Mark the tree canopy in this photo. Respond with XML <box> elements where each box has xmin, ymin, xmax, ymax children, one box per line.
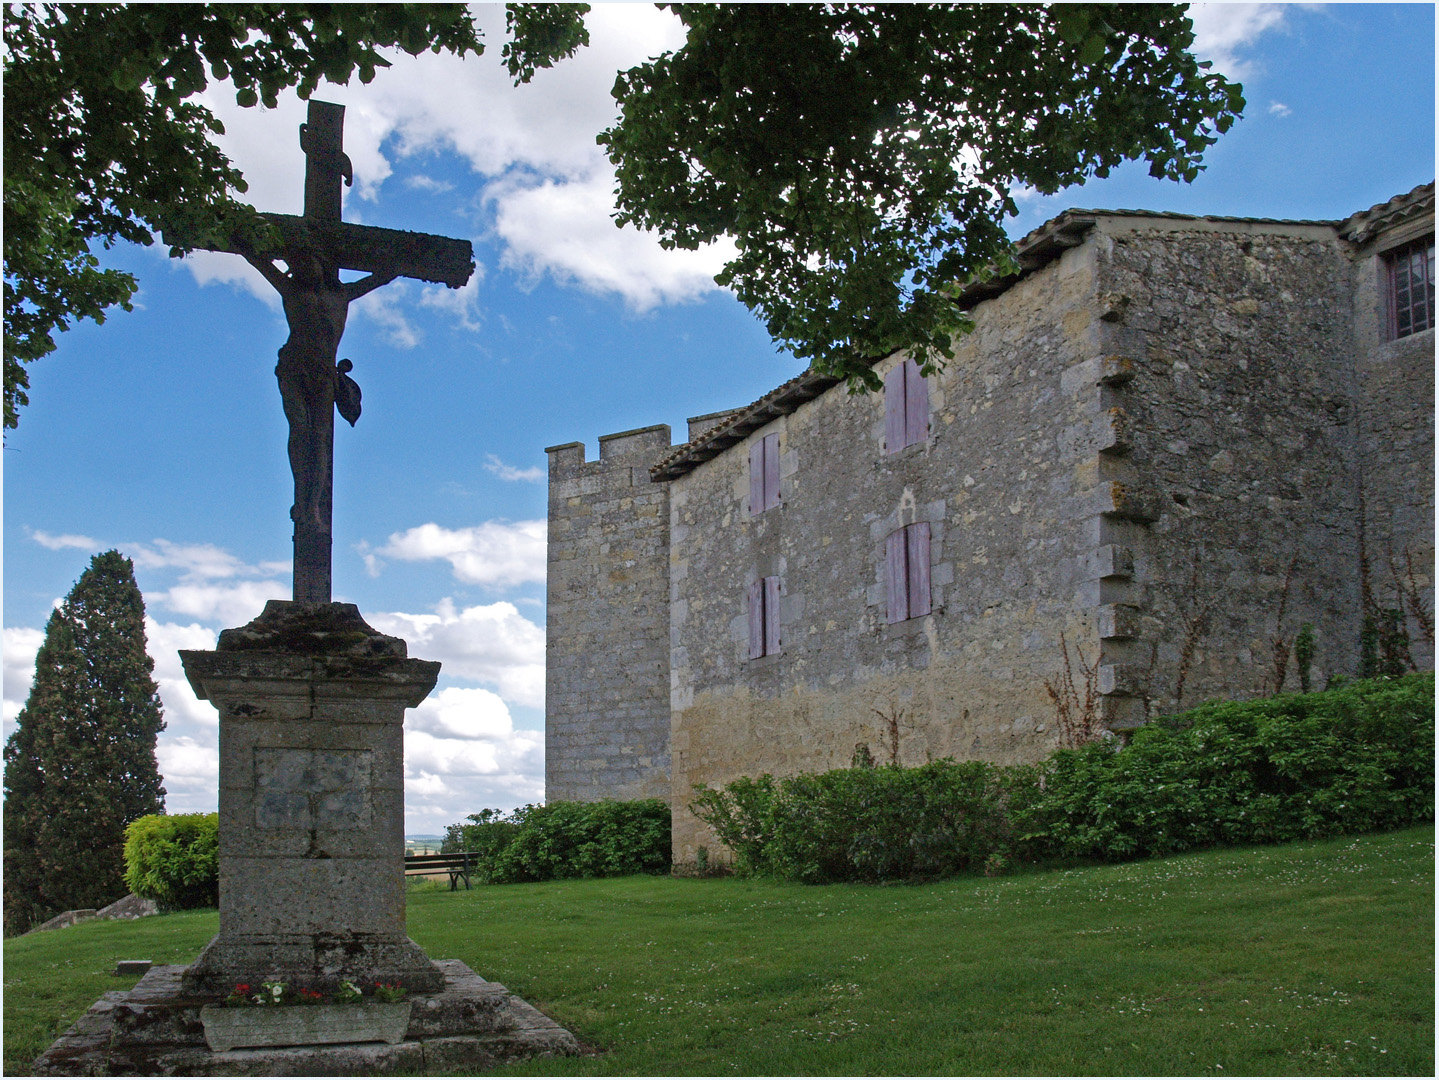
<box><xmin>3</xmin><ymin>3</ymin><xmax>1242</xmax><ymax>427</ymax></box>
<box><xmin>3</xmin><ymin>551</ymin><xmax>166</xmax><ymax>936</ymax></box>
<box><xmin>2</xmin><ymin>2</ymin><xmax>590</xmax><ymax>430</ymax></box>
<box><xmin>600</xmin><ymin>3</ymin><xmax>1244</xmax><ymax>386</ymax></box>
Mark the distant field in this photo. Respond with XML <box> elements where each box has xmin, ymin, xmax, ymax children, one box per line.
<box><xmin>5</xmin><ymin>826</ymin><xmax>1432</xmax><ymax>1076</ymax></box>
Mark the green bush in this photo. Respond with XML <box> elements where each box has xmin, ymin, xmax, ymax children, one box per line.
<box><xmin>692</xmin><ymin>673</ymin><xmax>1434</xmax><ymax>883</ymax></box>
<box><xmin>1024</xmin><ymin>672</ymin><xmax>1435</xmax><ymax>860</ymax></box>
<box><xmin>443</xmin><ymin>799</ymin><xmax>670</xmax><ymax>884</ymax></box>
<box><xmin>122</xmin><ymin>813</ymin><xmax>218</xmax><ymax>910</ymax></box>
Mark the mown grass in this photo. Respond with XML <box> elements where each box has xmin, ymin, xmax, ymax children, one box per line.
<box><xmin>5</xmin><ymin>826</ymin><xmax>1432</xmax><ymax>1076</ymax></box>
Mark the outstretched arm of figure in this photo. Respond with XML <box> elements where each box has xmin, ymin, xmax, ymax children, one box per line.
<box><xmin>343</xmin><ymin>271</ymin><xmax>398</xmax><ymax>302</ymax></box>
<box><xmin>241</xmin><ymin>252</ymin><xmax>293</xmax><ymax>295</ymax></box>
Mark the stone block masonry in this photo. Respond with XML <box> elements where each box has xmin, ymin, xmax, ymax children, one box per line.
<box><xmin>546</xmin><ymin>425</ymin><xmax>673</xmax><ymax>802</ymax></box>
<box><xmin>544</xmin><ymin>184</ymin><xmax>1434</xmax><ymax>865</ymax></box>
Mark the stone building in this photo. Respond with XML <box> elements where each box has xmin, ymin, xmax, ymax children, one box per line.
<box><xmin>545</xmin><ymin>183</ymin><xmax>1435</xmax><ymax>860</ymax></box>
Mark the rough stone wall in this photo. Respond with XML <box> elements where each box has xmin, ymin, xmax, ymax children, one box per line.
<box><xmin>669</xmin><ymin>241</ymin><xmax>1125</xmax><ymax>860</ymax></box>
<box><xmin>1094</xmin><ymin>221</ymin><xmax>1367</xmax><ymax>708</ymax></box>
<box><xmin>545</xmin><ymin>426</ymin><xmax>673</xmax><ymax>802</ymax></box>
<box><xmin>1348</xmin><ymin>229</ymin><xmax>1435</xmax><ymax>670</ymax></box>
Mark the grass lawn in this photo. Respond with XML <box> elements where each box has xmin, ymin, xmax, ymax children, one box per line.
<box><xmin>4</xmin><ymin>825</ymin><xmax>1432</xmax><ymax>1076</ymax></box>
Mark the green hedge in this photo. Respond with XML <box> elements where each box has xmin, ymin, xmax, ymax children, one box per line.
<box><xmin>692</xmin><ymin>673</ymin><xmax>1434</xmax><ymax>883</ymax></box>
<box><xmin>123</xmin><ymin>812</ymin><xmax>218</xmax><ymax>910</ymax></box>
<box><xmin>443</xmin><ymin>798</ymin><xmax>671</xmax><ymax>883</ymax></box>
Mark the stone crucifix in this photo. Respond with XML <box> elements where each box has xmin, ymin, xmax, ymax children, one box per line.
<box><xmin>175</xmin><ymin>100</ymin><xmax>474</xmax><ymax>603</ymax></box>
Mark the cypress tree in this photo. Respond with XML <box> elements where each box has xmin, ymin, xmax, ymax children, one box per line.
<box><xmin>3</xmin><ymin>551</ymin><xmax>166</xmax><ymax>935</ymax></box>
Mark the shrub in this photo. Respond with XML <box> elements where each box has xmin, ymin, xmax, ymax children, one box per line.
<box><xmin>123</xmin><ymin>812</ymin><xmax>218</xmax><ymax>910</ymax></box>
<box><xmin>442</xmin><ymin>799</ymin><xmax>671</xmax><ymax>884</ymax></box>
<box><xmin>692</xmin><ymin>673</ymin><xmax>1433</xmax><ymax>883</ymax></box>
<box><xmin>1022</xmin><ymin>672</ymin><xmax>1435</xmax><ymax>860</ymax></box>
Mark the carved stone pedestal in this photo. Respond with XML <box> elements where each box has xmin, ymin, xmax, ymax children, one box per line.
<box><xmin>33</xmin><ymin>600</ymin><xmax>581</xmax><ymax>1075</ymax></box>
<box><xmin>178</xmin><ymin>601</ymin><xmax>443</xmax><ymax>995</ymax></box>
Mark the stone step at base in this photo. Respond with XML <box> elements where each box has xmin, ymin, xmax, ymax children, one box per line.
<box><xmin>34</xmin><ymin>960</ymin><xmax>581</xmax><ymax>1076</ymax></box>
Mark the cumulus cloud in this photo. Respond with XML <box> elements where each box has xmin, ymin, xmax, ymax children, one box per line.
<box><xmin>353</xmin><ymin>281</ymin><xmax>423</xmax><ymax>348</ymax></box>
<box><xmin>170</xmin><ymin>4</ymin><xmax>730</xmax><ymax>324</ymax></box>
<box><xmin>145</xmin><ymin>618</ymin><xmax>222</xmax><ymax>729</ymax></box>
<box><xmin>1268</xmin><ymin>101</ymin><xmax>1292</xmax><ymax>118</ymax></box>
<box><xmin>156</xmin><ymin>736</ymin><xmax>221</xmax><ymax>814</ymax></box>
<box><xmin>150</xmin><ymin>580</ymin><xmax>287</xmax><ymax>627</ymax></box>
<box><xmin>368</xmin><ymin>599</ymin><xmax>544</xmax><ymax>708</ymax></box>
<box><xmin>483</xmin><ymin>454</ymin><xmax>544</xmax><ymax>483</ymax></box>
<box><xmin>402</xmin><ymin>686</ymin><xmax>545</xmax><ymax>831</ymax></box>
<box><xmin>489</xmin><ymin>171</ymin><xmax>733</xmax><ymax>310</ymax></box>
<box><xmin>419</xmin><ymin>272</ymin><xmax>485</xmax><ymax>333</ymax></box>
<box><xmin>365</xmin><ymin>520</ymin><xmax>544</xmax><ymax>588</ymax></box>
<box><xmin>1189</xmin><ymin>3</ymin><xmax>1290</xmax><ymax>80</ymax></box>
<box><xmin>3</xmin><ymin>626</ymin><xmax>45</xmax><ymax>727</ymax></box>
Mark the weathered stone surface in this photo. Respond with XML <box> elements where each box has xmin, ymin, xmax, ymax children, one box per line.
<box><xmin>33</xmin><ymin>962</ymin><xmax>580</xmax><ymax>1077</ymax></box>
<box><xmin>544</xmin><ymin>187</ymin><xmax>1434</xmax><ymax>863</ymax></box>
<box><xmin>27</xmin><ymin>909</ymin><xmax>98</xmax><ymax>933</ymax></box>
<box><xmin>99</xmin><ymin>893</ymin><xmax>160</xmax><ymax>921</ymax></box>
<box><xmin>545</xmin><ymin>427</ymin><xmax>673</xmax><ymax>803</ymax></box>
<box><xmin>200</xmin><ymin>1002</ymin><xmax>411</xmax><ymax>1052</ymax></box>
<box><xmin>177</xmin><ymin>638</ymin><xmax>443</xmax><ymax>996</ymax></box>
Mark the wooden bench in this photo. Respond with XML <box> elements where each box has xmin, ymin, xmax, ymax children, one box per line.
<box><xmin>404</xmin><ymin>851</ymin><xmax>478</xmax><ymax>890</ymax></box>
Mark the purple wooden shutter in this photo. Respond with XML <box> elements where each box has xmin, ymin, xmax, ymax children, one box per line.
<box><xmin>885</xmin><ymin>529</ymin><xmax>908</xmax><ymax>623</ymax></box>
<box><xmin>747</xmin><ymin>579</ymin><xmax>765</xmax><ymax>659</ymax></box>
<box><xmin>907</xmin><ymin>522</ymin><xmax>931</xmax><ymax>618</ymax></box>
<box><xmin>904</xmin><ymin>359</ymin><xmax>929</xmax><ymax>448</ymax></box>
<box><xmin>763</xmin><ymin>433</ymin><xmax>781</xmax><ymax>510</ymax></box>
<box><xmin>749</xmin><ymin>439</ymin><xmax>765</xmax><ymax>514</ymax></box>
<box><xmin>883</xmin><ymin>362</ymin><xmax>906</xmax><ymax>454</ymax></box>
<box><xmin>763</xmin><ymin>576</ymin><xmax>782</xmax><ymax>655</ymax></box>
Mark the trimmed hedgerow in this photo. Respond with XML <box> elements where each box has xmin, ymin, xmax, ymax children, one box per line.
<box><xmin>122</xmin><ymin>812</ymin><xmax>218</xmax><ymax>910</ymax></box>
<box><xmin>691</xmin><ymin>673</ymin><xmax>1433</xmax><ymax>883</ymax></box>
<box><xmin>443</xmin><ymin>798</ymin><xmax>670</xmax><ymax>884</ymax></box>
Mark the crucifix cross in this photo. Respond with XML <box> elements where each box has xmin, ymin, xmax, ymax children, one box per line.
<box><xmin>172</xmin><ymin>100</ymin><xmax>474</xmax><ymax>604</ymax></box>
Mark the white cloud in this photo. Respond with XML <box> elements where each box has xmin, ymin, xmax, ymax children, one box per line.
<box><xmin>150</xmin><ymin>580</ymin><xmax>288</xmax><ymax>627</ymax></box>
<box><xmin>488</xmin><ymin>171</ymin><xmax>734</xmax><ymax>310</ymax></box>
<box><xmin>145</xmin><ymin>618</ymin><xmax>222</xmax><ymax>729</ymax></box>
<box><xmin>402</xmin><ymin>686</ymin><xmax>545</xmax><ymax>831</ymax></box>
<box><xmin>3</xmin><ymin>626</ymin><xmax>45</xmax><ymax>727</ymax></box>
<box><xmin>30</xmin><ymin>529</ymin><xmax>99</xmax><ymax>551</ymax></box>
<box><xmin>169</xmin><ymin>4</ymin><xmax>729</xmax><ymax>325</ymax></box>
<box><xmin>126</xmin><ymin>539</ymin><xmax>271</xmax><ymax>581</ymax></box>
<box><xmin>1189</xmin><ymin>3</ymin><xmax>1290</xmax><ymax>80</ymax></box>
<box><xmin>483</xmin><ymin>454</ymin><xmax>544</xmax><ymax>483</ymax></box>
<box><xmin>419</xmin><ymin>272</ymin><xmax>484</xmax><ymax>332</ymax></box>
<box><xmin>367</xmin><ymin>520</ymin><xmax>544</xmax><ymax>588</ymax></box>
<box><xmin>156</xmin><ymin>736</ymin><xmax>221</xmax><ymax>814</ymax></box>
<box><xmin>368</xmin><ymin>599</ymin><xmax>545</xmax><ymax>708</ymax></box>
<box><xmin>1268</xmin><ymin>101</ymin><xmax>1292</xmax><ymax>118</ymax></box>
<box><xmin>352</xmin><ymin>281</ymin><xmax>423</xmax><ymax>348</ymax></box>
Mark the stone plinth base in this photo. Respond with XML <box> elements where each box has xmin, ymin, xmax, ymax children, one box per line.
<box><xmin>178</xmin><ymin>600</ymin><xmax>445</xmax><ymax>996</ymax></box>
<box><xmin>33</xmin><ymin>960</ymin><xmax>582</xmax><ymax>1076</ymax></box>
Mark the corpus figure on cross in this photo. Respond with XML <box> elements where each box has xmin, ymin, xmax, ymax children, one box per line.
<box><xmin>169</xmin><ymin>100</ymin><xmax>473</xmax><ymax>604</ymax></box>
<box><xmin>244</xmin><ymin>249</ymin><xmax>389</xmax><ymax>569</ymax></box>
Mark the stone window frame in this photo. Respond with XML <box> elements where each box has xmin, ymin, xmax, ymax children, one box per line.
<box><xmin>1384</xmin><ymin>233</ymin><xmax>1435</xmax><ymax>340</ymax></box>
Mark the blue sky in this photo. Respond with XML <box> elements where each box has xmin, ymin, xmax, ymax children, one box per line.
<box><xmin>3</xmin><ymin>3</ymin><xmax>1434</xmax><ymax>834</ymax></box>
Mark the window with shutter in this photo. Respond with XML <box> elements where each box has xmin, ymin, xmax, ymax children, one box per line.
<box><xmin>885</xmin><ymin>522</ymin><xmax>932</xmax><ymax>622</ymax></box>
<box><xmin>883</xmin><ymin>358</ymin><xmax>929</xmax><ymax>453</ymax></box>
<box><xmin>747</xmin><ymin>576</ymin><xmax>782</xmax><ymax>657</ymax></box>
<box><xmin>748</xmin><ymin>432</ymin><xmax>781</xmax><ymax>512</ymax></box>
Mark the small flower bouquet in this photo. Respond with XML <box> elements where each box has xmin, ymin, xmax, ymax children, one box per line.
<box><xmin>219</xmin><ymin>979</ymin><xmax>406</xmax><ymax>1006</ymax></box>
